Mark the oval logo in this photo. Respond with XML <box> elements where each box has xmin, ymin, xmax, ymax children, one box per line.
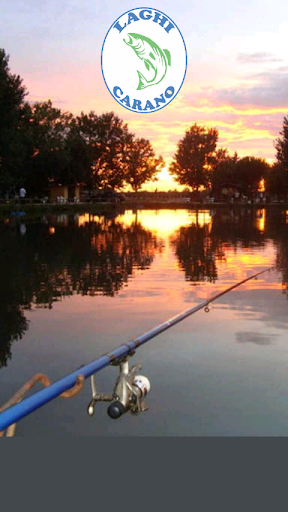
<box><xmin>101</xmin><ymin>8</ymin><xmax>187</xmax><ymax>113</ymax></box>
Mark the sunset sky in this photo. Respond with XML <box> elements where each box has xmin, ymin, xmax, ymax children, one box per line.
<box><xmin>2</xmin><ymin>0</ymin><xmax>288</xmax><ymax>190</ymax></box>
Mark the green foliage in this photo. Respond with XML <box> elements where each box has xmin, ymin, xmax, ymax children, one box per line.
<box><xmin>74</xmin><ymin>111</ymin><xmax>131</xmax><ymax>190</ymax></box>
<box><xmin>267</xmin><ymin>116</ymin><xmax>288</xmax><ymax>197</ymax></box>
<box><xmin>211</xmin><ymin>152</ymin><xmax>268</xmax><ymax>195</ymax></box>
<box><xmin>0</xmin><ymin>48</ymin><xmax>162</xmax><ymax>196</ymax></box>
<box><xmin>1</xmin><ymin>45</ymin><xmax>283</xmax><ymax>198</ymax></box>
<box><xmin>124</xmin><ymin>137</ymin><xmax>164</xmax><ymax>192</ymax></box>
<box><xmin>265</xmin><ymin>162</ymin><xmax>288</xmax><ymax>197</ymax></box>
<box><xmin>276</xmin><ymin>116</ymin><xmax>288</xmax><ymax>171</ymax></box>
<box><xmin>0</xmin><ymin>49</ymin><xmax>29</xmax><ymax>191</ymax></box>
<box><xmin>233</xmin><ymin>156</ymin><xmax>269</xmax><ymax>193</ymax></box>
<box><xmin>210</xmin><ymin>149</ymin><xmax>239</xmax><ymax>189</ymax></box>
<box><xmin>169</xmin><ymin>124</ymin><xmax>218</xmax><ymax>191</ymax></box>
<box><xmin>64</xmin><ymin>119</ymin><xmax>91</xmax><ymax>187</ymax></box>
<box><xmin>25</xmin><ymin>100</ymin><xmax>73</xmax><ymax>193</ymax></box>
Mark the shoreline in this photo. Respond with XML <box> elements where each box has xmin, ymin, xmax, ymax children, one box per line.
<box><xmin>0</xmin><ymin>200</ymin><xmax>286</xmax><ymax>220</ymax></box>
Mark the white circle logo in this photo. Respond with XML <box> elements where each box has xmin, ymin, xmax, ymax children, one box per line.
<box><xmin>101</xmin><ymin>8</ymin><xmax>187</xmax><ymax>113</ymax></box>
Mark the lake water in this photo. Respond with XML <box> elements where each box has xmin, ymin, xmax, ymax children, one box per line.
<box><xmin>1</xmin><ymin>207</ymin><xmax>288</xmax><ymax>436</ymax></box>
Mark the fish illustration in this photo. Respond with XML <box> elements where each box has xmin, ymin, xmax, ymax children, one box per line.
<box><xmin>123</xmin><ymin>33</ymin><xmax>171</xmax><ymax>90</ymax></box>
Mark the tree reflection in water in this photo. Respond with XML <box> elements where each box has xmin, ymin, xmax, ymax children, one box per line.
<box><xmin>171</xmin><ymin>222</ymin><xmax>221</xmax><ymax>283</ymax></box>
<box><xmin>3</xmin><ymin>207</ymin><xmax>288</xmax><ymax>369</ymax></box>
<box><xmin>171</xmin><ymin>208</ymin><xmax>268</xmax><ymax>284</ymax></box>
<box><xmin>211</xmin><ymin>208</ymin><xmax>266</xmax><ymax>250</ymax></box>
<box><xmin>265</xmin><ymin>209</ymin><xmax>288</xmax><ymax>296</ymax></box>
<box><xmin>0</xmin><ymin>215</ymin><xmax>160</xmax><ymax>367</ymax></box>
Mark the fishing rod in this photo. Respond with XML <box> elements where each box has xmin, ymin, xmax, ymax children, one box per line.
<box><xmin>0</xmin><ymin>266</ymin><xmax>274</xmax><ymax>432</ymax></box>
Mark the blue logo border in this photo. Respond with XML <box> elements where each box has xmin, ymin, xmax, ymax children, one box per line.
<box><xmin>101</xmin><ymin>7</ymin><xmax>188</xmax><ymax>114</ymax></box>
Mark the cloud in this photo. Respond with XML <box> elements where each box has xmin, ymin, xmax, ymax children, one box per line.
<box><xmin>237</xmin><ymin>53</ymin><xmax>283</xmax><ymax>64</ymax></box>
<box><xmin>28</xmin><ymin>96</ymin><xmax>68</xmax><ymax>105</ymax></box>
<box><xmin>175</xmin><ymin>68</ymin><xmax>288</xmax><ymax>160</ymax></box>
<box><xmin>212</xmin><ymin>77</ymin><xmax>288</xmax><ymax>108</ymax></box>
<box><xmin>236</xmin><ymin>331</ymin><xmax>279</xmax><ymax>346</ymax></box>
<box><xmin>183</xmin><ymin>65</ymin><xmax>288</xmax><ymax>109</ymax></box>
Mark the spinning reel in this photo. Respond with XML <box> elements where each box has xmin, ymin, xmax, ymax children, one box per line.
<box><xmin>87</xmin><ymin>357</ymin><xmax>150</xmax><ymax>420</ymax></box>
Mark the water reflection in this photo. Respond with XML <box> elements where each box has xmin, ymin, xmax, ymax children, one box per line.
<box><xmin>171</xmin><ymin>223</ymin><xmax>223</xmax><ymax>283</ymax></box>
<box><xmin>0</xmin><ymin>215</ymin><xmax>160</xmax><ymax>366</ymax></box>
<box><xmin>210</xmin><ymin>209</ymin><xmax>266</xmax><ymax>249</ymax></box>
<box><xmin>2</xmin><ymin>206</ymin><xmax>288</xmax><ymax>370</ymax></box>
<box><xmin>235</xmin><ymin>331</ymin><xmax>278</xmax><ymax>346</ymax></box>
<box><xmin>0</xmin><ymin>295</ymin><xmax>29</xmax><ymax>367</ymax></box>
<box><xmin>265</xmin><ymin>210</ymin><xmax>288</xmax><ymax>297</ymax></box>
<box><xmin>170</xmin><ymin>208</ymin><xmax>269</xmax><ymax>284</ymax></box>
<box><xmin>3</xmin><ymin>208</ymin><xmax>288</xmax><ymax>436</ymax></box>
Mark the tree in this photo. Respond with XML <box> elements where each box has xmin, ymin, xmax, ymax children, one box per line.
<box><xmin>0</xmin><ymin>49</ymin><xmax>29</xmax><ymax>192</ymax></box>
<box><xmin>275</xmin><ymin>116</ymin><xmax>288</xmax><ymax>171</ymax></box>
<box><xmin>169</xmin><ymin>124</ymin><xmax>218</xmax><ymax>192</ymax></box>
<box><xmin>211</xmin><ymin>149</ymin><xmax>239</xmax><ymax>191</ymax></box>
<box><xmin>75</xmin><ymin>111</ymin><xmax>131</xmax><ymax>190</ymax></box>
<box><xmin>265</xmin><ymin>162</ymin><xmax>288</xmax><ymax>198</ymax></box>
<box><xmin>234</xmin><ymin>157</ymin><xmax>269</xmax><ymax>195</ymax></box>
<box><xmin>24</xmin><ymin>100</ymin><xmax>73</xmax><ymax>194</ymax></box>
<box><xmin>270</xmin><ymin>116</ymin><xmax>288</xmax><ymax>198</ymax></box>
<box><xmin>64</xmin><ymin>119</ymin><xmax>91</xmax><ymax>187</ymax></box>
<box><xmin>124</xmin><ymin>137</ymin><xmax>164</xmax><ymax>193</ymax></box>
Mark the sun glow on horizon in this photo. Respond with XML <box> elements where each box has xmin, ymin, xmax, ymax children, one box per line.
<box><xmin>140</xmin><ymin>163</ymin><xmax>184</xmax><ymax>192</ymax></box>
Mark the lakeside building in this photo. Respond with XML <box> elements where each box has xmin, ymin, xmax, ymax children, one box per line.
<box><xmin>49</xmin><ymin>184</ymin><xmax>81</xmax><ymax>202</ymax></box>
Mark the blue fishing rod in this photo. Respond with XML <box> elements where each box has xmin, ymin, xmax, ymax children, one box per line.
<box><xmin>0</xmin><ymin>267</ymin><xmax>273</xmax><ymax>432</ymax></box>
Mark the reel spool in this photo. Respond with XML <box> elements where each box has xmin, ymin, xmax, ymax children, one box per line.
<box><xmin>87</xmin><ymin>358</ymin><xmax>150</xmax><ymax>420</ymax></box>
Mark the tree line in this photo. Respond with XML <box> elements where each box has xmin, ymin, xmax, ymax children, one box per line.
<box><xmin>1</xmin><ymin>46</ymin><xmax>288</xmax><ymax>198</ymax></box>
<box><xmin>170</xmin><ymin>123</ymin><xmax>288</xmax><ymax>198</ymax></box>
<box><xmin>0</xmin><ymin>49</ymin><xmax>164</xmax><ymax>196</ymax></box>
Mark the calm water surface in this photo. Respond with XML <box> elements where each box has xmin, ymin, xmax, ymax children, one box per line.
<box><xmin>1</xmin><ymin>207</ymin><xmax>288</xmax><ymax>436</ymax></box>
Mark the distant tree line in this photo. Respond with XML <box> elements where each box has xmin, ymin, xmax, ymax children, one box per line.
<box><xmin>0</xmin><ymin>49</ymin><xmax>163</xmax><ymax>197</ymax></box>
<box><xmin>2</xmin><ymin>47</ymin><xmax>288</xmax><ymax>199</ymax></box>
<box><xmin>169</xmin><ymin>120</ymin><xmax>288</xmax><ymax>199</ymax></box>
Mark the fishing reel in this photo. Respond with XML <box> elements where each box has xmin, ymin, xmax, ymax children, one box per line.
<box><xmin>87</xmin><ymin>357</ymin><xmax>150</xmax><ymax>420</ymax></box>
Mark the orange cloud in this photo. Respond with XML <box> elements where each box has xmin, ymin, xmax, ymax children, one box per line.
<box><xmin>24</xmin><ymin>59</ymin><xmax>287</xmax><ymax>191</ymax></box>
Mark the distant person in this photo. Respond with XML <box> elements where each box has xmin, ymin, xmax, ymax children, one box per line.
<box><xmin>19</xmin><ymin>223</ymin><xmax>26</xmax><ymax>235</ymax></box>
<box><xmin>19</xmin><ymin>187</ymin><xmax>26</xmax><ymax>200</ymax></box>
